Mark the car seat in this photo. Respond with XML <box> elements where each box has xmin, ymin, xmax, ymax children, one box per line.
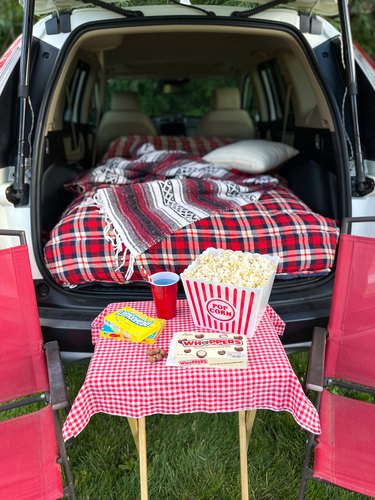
<box><xmin>97</xmin><ymin>91</ymin><xmax>157</xmax><ymax>157</ymax></box>
<box><xmin>196</xmin><ymin>87</ymin><xmax>255</xmax><ymax>139</ymax></box>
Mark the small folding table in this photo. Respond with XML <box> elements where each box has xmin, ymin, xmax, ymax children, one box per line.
<box><xmin>63</xmin><ymin>300</ymin><xmax>320</xmax><ymax>500</ymax></box>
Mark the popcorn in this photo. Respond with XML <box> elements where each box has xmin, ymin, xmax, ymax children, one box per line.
<box><xmin>181</xmin><ymin>248</ymin><xmax>279</xmax><ymax>336</ymax></box>
<box><xmin>182</xmin><ymin>249</ymin><xmax>276</xmax><ymax>288</ymax></box>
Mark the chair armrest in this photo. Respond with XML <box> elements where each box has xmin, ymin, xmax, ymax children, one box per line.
<box><xmin>44</xmin><ymin>341</ymin><xmax>70</xmax><ymax>411</ymax></box>
<box><xmin>305</xmin><ymin>326</ymin><xmax>327</xmax><ymax>392</ymax></box>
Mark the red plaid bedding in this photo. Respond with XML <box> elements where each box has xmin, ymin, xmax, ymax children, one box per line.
<box><xmin>44</xmin><ymin>182</ymin><xmax>339</xmax><ymax>287</ymax></box>
<box><xmin>103</xmin><ymin>135</ymin><xmax>234</xmax><ymax>161</ymax></box>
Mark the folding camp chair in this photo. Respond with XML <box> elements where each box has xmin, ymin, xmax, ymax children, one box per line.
<box><xmin>0</xmin><ymin>230</ymin><xmax>76</xmax><ymax>500</ymax></box>
<box><xmin>299</xmin><ymin>216</ymin><xmax>375</xmax><ymax>499</ymax></box>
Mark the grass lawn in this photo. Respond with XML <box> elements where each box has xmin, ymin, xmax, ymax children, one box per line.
<box><xmin>63</xmin><ymin>353</ymin><xmax>368</xmax><ymax>500</ymax></box>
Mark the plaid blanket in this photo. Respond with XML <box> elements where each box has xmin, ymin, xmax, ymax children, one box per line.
<box><xmin>88</xmin><ymin>147</ymin><xmax>278</xmax><ymax>279</ymax></box>
<box><xmin>103</xmin><ymin>134</ymin><xmax>235</xmax><ymax>161</ymax></box>
<box><xmin>44</xmin><ymin>183</ymin><xmax>339</xmax><ymax>287</ymax></box>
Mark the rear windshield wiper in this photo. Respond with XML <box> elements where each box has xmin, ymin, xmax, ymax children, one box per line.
<box><xmin>80</xmin><ymin>0</ymin><xmax>215</xmax><ymax>18</ymax></box>
<box><xmin>80</xmin><ymin>0</ymin><xmax>144</xmax><ymax>17</ymax></box>
<box><xmin>231</xmin><ymin>0</ymin><xmax>294</xmax><ymax>18</ymax></box>
<box><xmin>169</xmin><ymin>0</ymin><xmax>216</xmax><ymax>16</ymax></box>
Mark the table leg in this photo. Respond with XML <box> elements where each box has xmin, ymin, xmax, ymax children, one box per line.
<box><xmin>238</xmin><ymin>410</ymin><xmax>257</xmax><ymax>500</ymax></box>
<box><xmin>127</xmin><ymin>417</ymin><xmax>148</xmax><ymax>500</ymax></box>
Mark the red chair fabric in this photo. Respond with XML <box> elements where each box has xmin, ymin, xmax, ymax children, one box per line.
<box><xmin>324</xmin><ymin>233</ymin><xmax>375</xmax><ymax>387</ymax></box>
<box><xmin>0</xmin><ymin>406</ymin><xmax>64</xmax><ymax>499</ymax></box>
<box><xmin>308</xmin><ymin>230</ymin><xmax>375</xmax><ymax>497</ymax></box>
<box><xmin>314</xmin><ymin>391</ymin><xmax>375</xmax><ymax>498</ymax></box>
<box><xmin>0</xmin><ymin>239</ymin><xmax>71</xmax><ymax>499</ymax></box>
<box><xmin>0</xmin><ymin>244</ymin><xmax>49</xmax><ymax>402</ymax></box>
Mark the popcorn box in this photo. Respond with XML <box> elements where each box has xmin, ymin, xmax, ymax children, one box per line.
<box><xmin>180</xmin><ymin>248</ymin><xmax>279</xmax><ymax>337</ymax></box>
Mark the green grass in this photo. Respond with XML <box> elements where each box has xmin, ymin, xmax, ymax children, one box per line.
<box><xmin>62</xmin><ymin>353</ymin><xmax>370</xmax><ymax>500</ymax></box>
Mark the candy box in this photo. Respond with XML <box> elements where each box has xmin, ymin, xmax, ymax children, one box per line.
<box><xmin>104</xmin><ymin>306</ymin><xmax>165</xmax><ymax>343</ymax></box>
<box><xmin>180</xmin><ymin>248</ymin><xmax>279</xmax><ymax>337</ymax></box>
<box><xmin>167</xmin><ymin>331</ymin><xmax>248</xmax><ymax>368</ymax></box>
<box><xmin>99</xmin><ymin>323</ymin><xmax>163</xmax><ymax>345</ymax></box>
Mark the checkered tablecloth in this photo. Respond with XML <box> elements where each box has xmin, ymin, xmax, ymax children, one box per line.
<box><xmin>62</xmin><ymin>301</ymin><xmax>321</xmax><ymax>440</ymax></box>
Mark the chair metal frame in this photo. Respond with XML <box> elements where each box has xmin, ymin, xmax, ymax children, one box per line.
<box><xmin>298</xmin><ymin>216</ymin><xmax>375</xmax><ymax>499</ymax></box>
<box><xmin>0</xmin><ymin>229</ymin><xmax>76</xmax><ymax>500</ymax></box>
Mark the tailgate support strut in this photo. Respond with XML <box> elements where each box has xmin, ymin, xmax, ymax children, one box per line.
<box><xmin>7</xmin><ymin>0</ymin><xmax>35</xmax><ymax>206</ymax></box>
<box><xmin>338</xmin><ymin>0</ymin><xmax>374</xmax><ymax>196</ymax></box>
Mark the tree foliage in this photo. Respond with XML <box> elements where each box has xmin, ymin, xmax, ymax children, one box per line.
<box><xmin>349</xmin><ymin>0</ymin><xmax>375</xmax><ymax>58</ymax></box>
<box><xmin>0</xmin><ymin>0</ymin><xmax>23</xmax><ymax>56</ymax></box>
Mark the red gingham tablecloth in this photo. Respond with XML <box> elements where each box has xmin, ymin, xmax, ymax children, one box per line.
<box><xmin>62</xmin><ymin>301</ymin><xmax>321</xmax><ymax>440</ymax></box>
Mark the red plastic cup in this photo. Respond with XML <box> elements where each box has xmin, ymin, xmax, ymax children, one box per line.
<box><xmin>150</xmin><ymin>272</ymin><xmax>180</xmax><ymax>320</ymax></box>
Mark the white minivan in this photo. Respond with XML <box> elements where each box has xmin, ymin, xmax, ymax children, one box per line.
<box><xmin>0</xmin><ymin>0</ymin><xmax>374</xmax><ymax>356</ymax></box>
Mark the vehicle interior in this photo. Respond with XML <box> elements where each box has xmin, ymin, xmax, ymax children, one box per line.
<box><xmin>27</xmin><ymin>18</ymin><xmax>353</xmax><ymax>350</ymax></box>
<box><xmin>40</xmin><ymin>23</ymin><xmax>345</xmax><ymax>227</ymax></box>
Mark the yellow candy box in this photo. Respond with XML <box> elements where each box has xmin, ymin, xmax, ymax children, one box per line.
<box><xmin>103</xmin><ymin>307</ymin><xmax>165</xmax><ymax>344</ymax></box>
<box><xmin>99</xmin><ymin>323</ymin><xmax>163</xmax><ymax>345</ymax></box>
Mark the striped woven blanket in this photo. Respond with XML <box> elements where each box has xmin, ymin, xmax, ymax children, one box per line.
<box><xmin>90</xmin><ymin>146</ymin><xmax>278</xmax><ymax>280</ymax></box>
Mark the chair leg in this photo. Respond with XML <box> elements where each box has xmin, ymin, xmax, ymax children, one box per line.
<box><xmin>54</xmin><ymin>411</ymin><xmax>77</xmax><ymax>500</ymax></box>
<box><xmin>298</xmin><ymin>478</ymin><xmax>307</xmax><ymax>500</ymax></box>
<box><xmin>298</xmin><ymin>433</ymin><xmax>315</xmax><ymax>500</ymax></box>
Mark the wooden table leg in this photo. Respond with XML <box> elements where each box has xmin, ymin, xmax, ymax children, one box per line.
<box><xmin>127</xmin><ymin>412</ymin><xmax>256</xmax><ymax>500</ymax></box>
<box><xmin>238</xmin><ymin>410</ymin><xmax>257</xmax><ymax>500</ymax></box>
<box><xmin>127</xmin><ymin>417</ymin><xmax>148</xmax><ymax>500</ymax></box>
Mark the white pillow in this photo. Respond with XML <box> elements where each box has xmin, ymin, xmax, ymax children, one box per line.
<box><xmin>203</xmin><ymin>139</ymin><xmax>299</xmax><ymax>173</ymax></box>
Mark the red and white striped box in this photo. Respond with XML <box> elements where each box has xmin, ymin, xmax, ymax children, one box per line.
<box><xmin>180</xmin><ymin>249</ymin><xmax>279</xmax><ymax>337</ymax></box>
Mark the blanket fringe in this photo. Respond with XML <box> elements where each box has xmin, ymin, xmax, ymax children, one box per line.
<box><xmin>90</xmin><ymin>193</ymin><xmax>135</xmax><ymax>281</ymax></box>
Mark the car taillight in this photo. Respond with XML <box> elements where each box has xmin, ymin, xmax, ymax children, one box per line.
<box><xmin>0</xmin><ymin>35</ymin><xmax>22</xmax><ymax>95</ymax></box>
<box><xmin>354</xmin><ymin>42</ymin><xmax>375</xmax><ymax>91</ymax></box>
<box><xmin>354</xmin><ymin>42</ymin><xmax>375</xmax><ymax>70</ymax></box>
<box><xmin>0</xmin><ymin>35</ymin><xmax>22</xmax><ymax>70</ymax></box>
